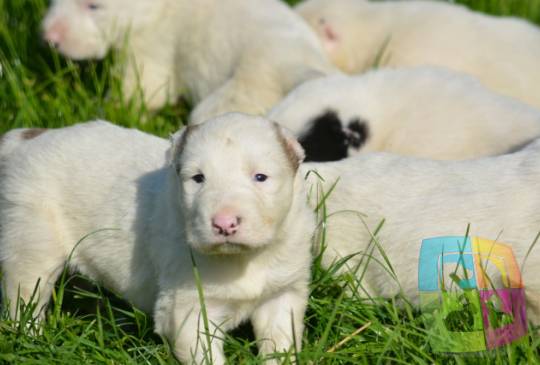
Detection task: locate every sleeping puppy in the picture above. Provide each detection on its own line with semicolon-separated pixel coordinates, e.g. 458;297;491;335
42;0;337;120
269;67;540;162
0;115;315;364
295;0;540;108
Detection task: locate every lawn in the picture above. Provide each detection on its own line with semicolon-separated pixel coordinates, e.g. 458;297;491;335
1;0;540;363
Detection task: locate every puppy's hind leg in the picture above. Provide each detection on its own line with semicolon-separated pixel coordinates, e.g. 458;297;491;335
1;206;69;323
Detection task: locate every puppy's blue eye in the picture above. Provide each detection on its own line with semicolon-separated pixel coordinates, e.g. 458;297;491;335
192;174;205;183
87;3;100;10
254;174;268;182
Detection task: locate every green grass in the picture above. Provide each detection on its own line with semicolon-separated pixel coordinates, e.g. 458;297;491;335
2;0;540;363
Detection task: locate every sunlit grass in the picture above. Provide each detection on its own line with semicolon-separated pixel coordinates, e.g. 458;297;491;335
1;0;540;363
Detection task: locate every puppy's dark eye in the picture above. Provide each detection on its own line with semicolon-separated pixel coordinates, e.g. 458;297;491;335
87;2;100;10
254;174;268;182
192;174;205;183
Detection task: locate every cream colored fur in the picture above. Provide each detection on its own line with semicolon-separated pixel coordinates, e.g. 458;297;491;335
296;0;540;108
269;67;540;160
0;116;315;364
302;140;540;323
42;0;336;120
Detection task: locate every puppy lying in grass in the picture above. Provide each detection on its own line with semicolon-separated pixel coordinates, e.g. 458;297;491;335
301;140;540;323
269;67;540;162
42;0;336;121
0;116;315;364
296;0;540;109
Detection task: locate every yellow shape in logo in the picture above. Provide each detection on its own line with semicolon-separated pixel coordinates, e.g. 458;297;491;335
472;237;523;289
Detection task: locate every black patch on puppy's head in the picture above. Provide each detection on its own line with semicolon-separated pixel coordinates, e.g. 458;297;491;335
298;110;371;162
347;118;369;150
298;110;348;162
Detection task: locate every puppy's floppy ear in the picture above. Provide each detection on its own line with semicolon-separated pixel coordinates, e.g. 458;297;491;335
272;122;305;170
167;125;194;170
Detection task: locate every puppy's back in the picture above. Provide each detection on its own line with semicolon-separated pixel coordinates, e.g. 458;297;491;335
0;121;169;238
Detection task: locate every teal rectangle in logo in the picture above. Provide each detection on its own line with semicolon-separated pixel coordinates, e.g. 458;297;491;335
418;236;476;292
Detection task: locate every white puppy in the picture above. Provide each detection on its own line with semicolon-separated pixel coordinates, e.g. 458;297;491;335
295;0;540;108
42;0;336;120
0;116;315;364
268;67;540;161
301;140;540;322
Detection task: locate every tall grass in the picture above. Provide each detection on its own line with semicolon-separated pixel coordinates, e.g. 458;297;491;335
0;0;185;136
1;0;540;364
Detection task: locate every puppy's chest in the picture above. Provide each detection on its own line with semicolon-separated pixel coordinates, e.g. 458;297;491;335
211;261;304;302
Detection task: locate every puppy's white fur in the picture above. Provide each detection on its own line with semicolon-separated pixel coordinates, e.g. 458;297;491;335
296;0;540;108
42;0;336;119
301;141;540;322
0;116;315;364
269;67;540;160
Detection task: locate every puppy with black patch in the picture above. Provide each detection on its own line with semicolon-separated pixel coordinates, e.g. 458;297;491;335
0;116;315;364
269;67;540;162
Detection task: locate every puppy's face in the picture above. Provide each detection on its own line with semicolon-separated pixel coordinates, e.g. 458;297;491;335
42;0;159;59
170;114;305;255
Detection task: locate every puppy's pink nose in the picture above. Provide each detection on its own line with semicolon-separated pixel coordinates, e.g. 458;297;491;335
212;213;240;236
44;21;67;47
